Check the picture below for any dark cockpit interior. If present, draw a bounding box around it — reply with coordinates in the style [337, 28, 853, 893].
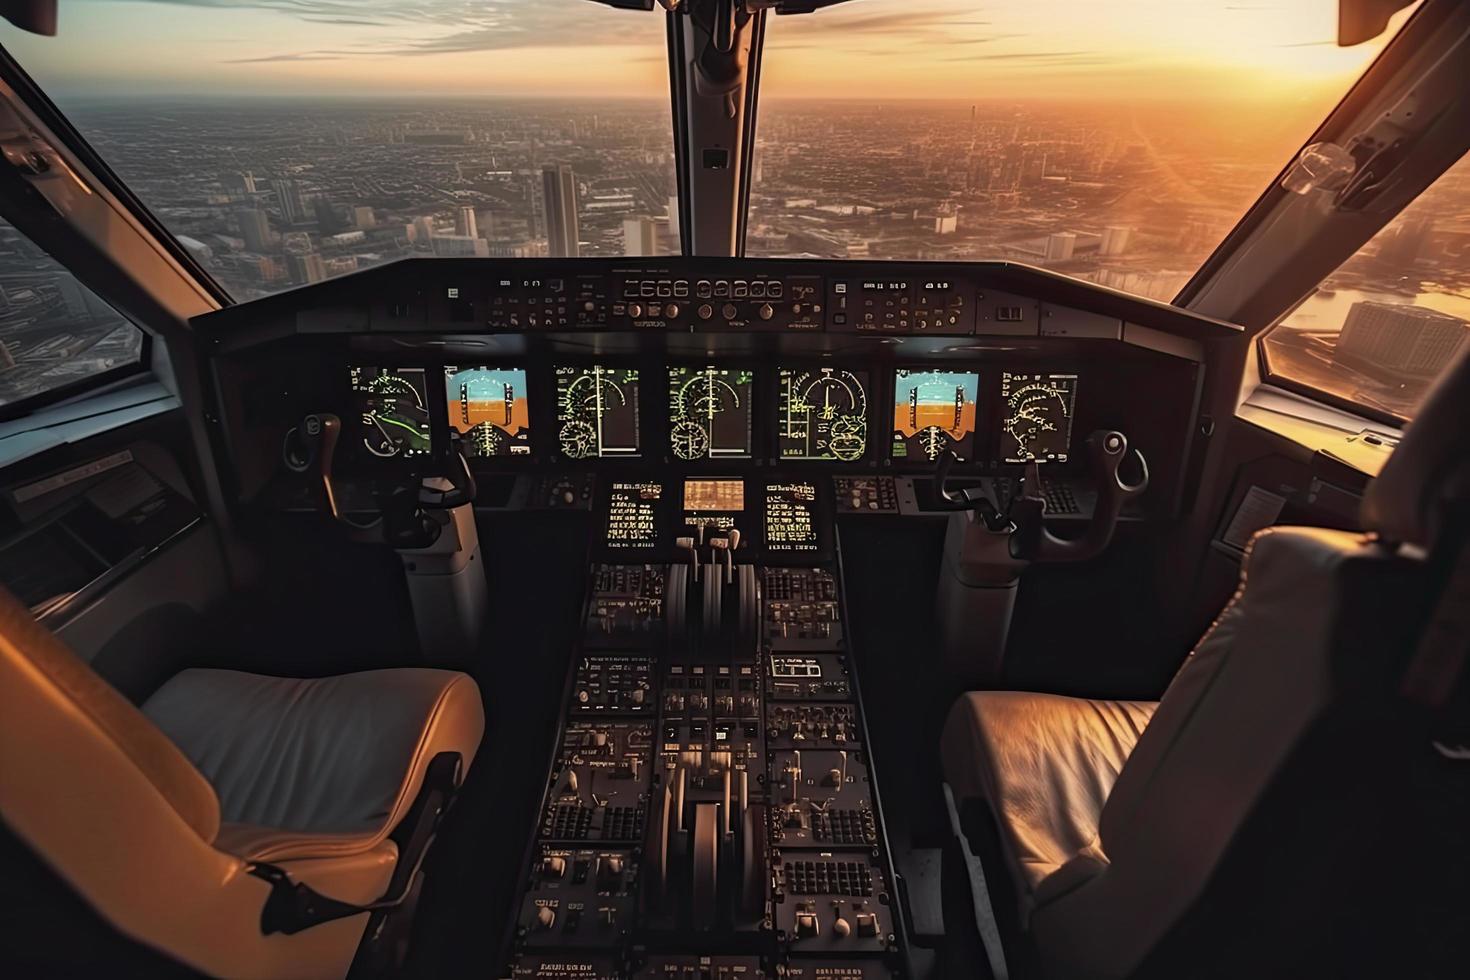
[1, 2, 1468, 979]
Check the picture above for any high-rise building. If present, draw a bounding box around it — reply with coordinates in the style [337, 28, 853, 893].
[455, 206, 478, 239]
[1100, 225, 1131, 257]
[431, 235, 490, 258]
[1336, 300, 1468, 377]
[287, 252, 327, 285]
[1045, 232, 1077, 263]
[542, 164, 580, 258]
[934, 213, 958, 235]
[271, 178, 307, 225]
[352, 206, 377, 230]
[1376, 215, 1432, 267]
[623, 217, 658, 256]
[412, 216, 437, 243]
[235, 209, 272, 252]
[226, 171, 258, 196]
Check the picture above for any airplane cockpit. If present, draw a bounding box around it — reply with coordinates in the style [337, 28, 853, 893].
[0, 2, 1467, 978]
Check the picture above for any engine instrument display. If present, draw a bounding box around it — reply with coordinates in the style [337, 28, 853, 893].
[348, 366, 432, 461]
[765, 481, 819, 553]
[891, 369, 979, 462]
[444, 366, 530, 457]
[777, 367, 869, 462]
[556, 366, 641, 459]
[1000, 372, 1079, 463]
[683, 479, 745, 513]
[606, 481, 664, 549]
[667, 367, 754, 460]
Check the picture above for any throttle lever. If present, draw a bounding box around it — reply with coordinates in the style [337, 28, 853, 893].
[1033, 430, 1148, 563]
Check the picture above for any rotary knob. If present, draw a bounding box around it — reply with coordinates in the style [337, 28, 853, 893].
[665, 303, 681, 318]
[628, 303, 643, 318]
[721, 303, 738, 320]
[698, 304, 714, 320]
[758, 303, 774, 321]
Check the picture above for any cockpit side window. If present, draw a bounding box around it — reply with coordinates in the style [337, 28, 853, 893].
[1260, 149, 1469, 422]
[0, 218, 147, 415]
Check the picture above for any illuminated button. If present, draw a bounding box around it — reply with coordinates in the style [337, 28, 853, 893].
[674, 280, 689, 297]
[639, 282, 655, 298]
[769, 281, 784, 299]
[696, 280, 712, 298]
[750, 281, 767, 298]
[732, 280, 749, 298]
[714, 281, 730, 297]
[656, 280, 672, 298]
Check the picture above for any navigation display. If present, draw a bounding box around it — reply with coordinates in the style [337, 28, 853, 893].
[1000, 372, 1079, 463]
[556, 366, 641, 459]
[349, 366, 432, 461]
[777, 367, 869, 461]
[444, 366, 530, 457]
[891, 369, 979, 462]
[606, 481, 664, 550]
[668, 366, 754, 460]
[765, 481, 820, 553]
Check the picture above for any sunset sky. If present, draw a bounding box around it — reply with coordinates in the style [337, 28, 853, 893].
[2, 0, 1410, 102]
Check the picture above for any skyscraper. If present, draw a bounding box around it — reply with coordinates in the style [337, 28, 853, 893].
[271, 178, 307, 225]
[1336, 300, 1468, 377]
[455, 206, 478, 239]
[287, 252, 327, 285]
[623, 217, 658, 256]
[235, 209, 272, 252]
[542, 165, 580, 258]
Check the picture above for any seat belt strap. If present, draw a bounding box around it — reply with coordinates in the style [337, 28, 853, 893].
[943, 782, 1010, 980]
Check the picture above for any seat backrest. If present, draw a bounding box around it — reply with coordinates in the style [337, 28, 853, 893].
[0, 586, 380, 978]
[1029, 347, 1470, 979]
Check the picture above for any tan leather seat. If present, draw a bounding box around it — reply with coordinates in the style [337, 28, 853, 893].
[0, 587, 484, 979]
[942, 347, 1470, 978]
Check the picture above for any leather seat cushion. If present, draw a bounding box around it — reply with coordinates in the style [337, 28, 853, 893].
[143, 667, 483, 862]
[942, 691, 1156, 895]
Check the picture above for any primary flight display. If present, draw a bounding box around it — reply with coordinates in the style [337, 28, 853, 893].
[444, 366, 531, 457]
[890, 369, 979, 462]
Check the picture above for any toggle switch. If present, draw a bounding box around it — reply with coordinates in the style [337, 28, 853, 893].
[542, 855, 566, 879]
[795, 911, 820, 938]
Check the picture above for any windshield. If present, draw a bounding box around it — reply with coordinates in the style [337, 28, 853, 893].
[1, 3, 680, 301]
[749, 0, 1407, 301]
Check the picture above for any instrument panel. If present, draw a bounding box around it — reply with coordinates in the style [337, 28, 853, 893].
[337, 361, 1101, 472]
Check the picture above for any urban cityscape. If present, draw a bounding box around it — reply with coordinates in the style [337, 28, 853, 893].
[0, 94, 1465, 417]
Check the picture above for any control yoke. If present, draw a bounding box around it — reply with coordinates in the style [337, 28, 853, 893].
[934, 428, 1148, 566]
[283, 415, 478, 547]
[1028, 430, 1148, 563]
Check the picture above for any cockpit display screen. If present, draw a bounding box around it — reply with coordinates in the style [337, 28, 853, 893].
[668, 367, 754, 460]
[349, 366, 432, 461]
[1000, 372, 1078, 463]
[765, 481, 820, 553]
[683, 479, 745, 513]
[606, 481, 664, 550]
[444, 366, 530, 457]
[891, 369, 979, 462]
[556, 366, 641, 459]
[777, 367, 869, 461]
